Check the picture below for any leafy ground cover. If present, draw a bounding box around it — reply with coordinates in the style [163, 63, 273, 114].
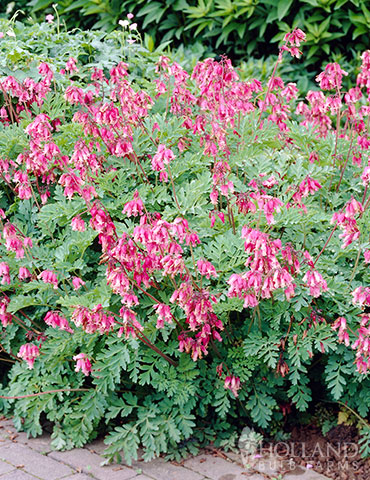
[0, 17, 369, 464]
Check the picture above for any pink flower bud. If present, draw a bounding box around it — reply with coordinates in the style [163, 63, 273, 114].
[73, 353, 91, 376]
[18, 343, 40, 369]
[72, 276, 85, 291]
[71, 216, 85, 232]
[19, 267, 31, 280]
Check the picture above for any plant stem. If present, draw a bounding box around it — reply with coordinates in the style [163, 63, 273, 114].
[167, 164, 181, 211]
[227, 198, 236, 234]
[333, 95, 341, 158]
[135, 332, 178, 367]
[18, 309, 41, 330]
[362, 186, 368, 205]
[349, 246, 362, 283]
[314, 224, 338, 266]
[0, 342, 19, 362]
[0, 357, 16, 364]
[256, 51, 283, 130]
[323, 399, 370, 428]
[0, 388, 91, 400]
[336, 129, 353, 192]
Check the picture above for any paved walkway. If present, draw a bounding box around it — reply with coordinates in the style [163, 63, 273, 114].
[0, 417, 330, 480]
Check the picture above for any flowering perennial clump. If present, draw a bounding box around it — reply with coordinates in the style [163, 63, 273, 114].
[1, 22, 370, 461]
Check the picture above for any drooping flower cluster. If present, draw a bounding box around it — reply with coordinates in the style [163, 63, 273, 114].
[23, 113, 64, 179]
[352, 286, 370, 307]
[297, 51, 370, 139]
[362, 165, 370, 186]
[333, 315, 370, 374]
[224, 375, 241, 397]
[0, 297, 12, 327]
[2, 222, 32, 259]
[73, 353, 92, 376]
[197, 259, 218, 279]
[172, 283, 223, 361]
[356, 51, 370, 93]
[235, 179, 283, 224]
[155, 56, 195, 116]
[331, 197, 363, 249]
[301, 251, 328, 298]
[44, 311, 73, 333]
[316, 63, 348, 91]
[152, 303, 172, 329]
[17, 343, 40, 369]
[302, 269, 328, 298]
[331, 316, 349, 346]
[71, 304, 115, 334]
[227, 228, 297, 307]
[290, 176, 322, 213]
[150, 144, 175, 182]
[351, 315, 370, 374]
[296, 91, 332, 137]
[1, 65, 53, 125]
[282, 28, 306, 58]
[38, 270, 58, 289]
[122, 190, 144, 217]
[72, 277, 85, 290]
[71, 216, 86, 232]
[89, 202, 116, 252]
[66, 61, 153, 169]
[259, 76, 299, 132]
[118, 305, 143, 339]
[0, 262, 10, 285]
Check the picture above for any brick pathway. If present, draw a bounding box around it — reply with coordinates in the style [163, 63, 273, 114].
[0, 418, 330, 480]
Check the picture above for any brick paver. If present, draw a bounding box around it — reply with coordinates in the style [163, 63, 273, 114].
[131, 457, 205, 480]
[59, 475, 94, 480]
[0, 471, 38, 479]
[0, 443, 73, 479]
[0, 459, 15, 475]
[183, 455, 249, 480]
[284, 467, 332, 479]
[0, 426, 13, 443]
[133, 476, 160, 480]
[16, 432, 52, 454]
[241, 475, 270, 479]
[49, 448, 137, 480]
[84, 439, 106, 455]
[0, 418, 334, 480]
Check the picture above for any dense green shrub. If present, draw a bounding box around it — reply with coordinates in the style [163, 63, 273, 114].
[0, 19, 370, 462]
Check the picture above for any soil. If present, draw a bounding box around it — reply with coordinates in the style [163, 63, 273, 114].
[272, 424, 370, 480]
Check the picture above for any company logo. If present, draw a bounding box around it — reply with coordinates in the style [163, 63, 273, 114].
[238, 427, 361, 475]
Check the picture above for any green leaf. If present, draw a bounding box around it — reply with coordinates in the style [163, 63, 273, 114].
[246, 389, 276, 429]
[325, 357, 351, 400]
[93, 337, 131, 394]
[277, 0, 293, 21]
[103, 424, 140, 466]
[8, 295, 41, 313]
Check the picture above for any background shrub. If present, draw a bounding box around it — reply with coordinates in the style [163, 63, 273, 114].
[5, 1, 370, 69]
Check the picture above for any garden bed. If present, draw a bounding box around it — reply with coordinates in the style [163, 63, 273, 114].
[273, 424, 370, 480]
